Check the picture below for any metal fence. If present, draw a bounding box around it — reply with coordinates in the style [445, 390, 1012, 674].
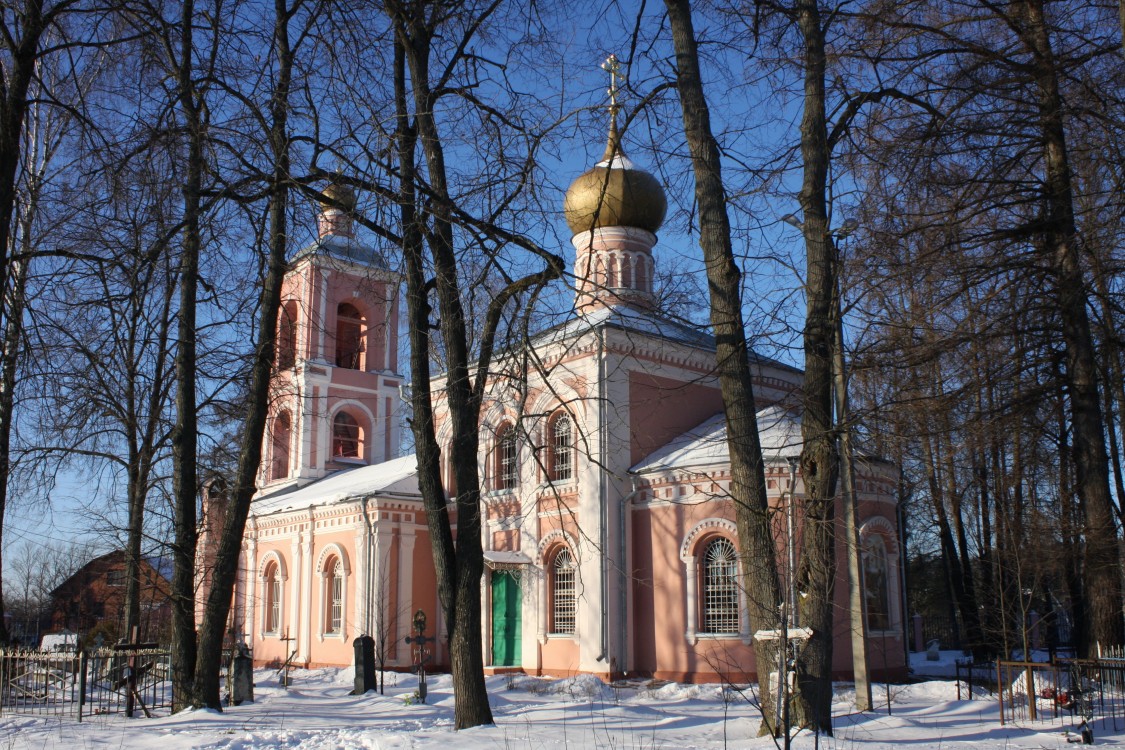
[996, 659, 1125, 738]
[954, 660, 996, 700]
[0, 647, 172, 721]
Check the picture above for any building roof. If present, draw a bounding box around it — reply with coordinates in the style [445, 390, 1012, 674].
[251, 454, 420, 517]
[631, 404, 804, 474]
[289, 234, 390, 270]
[534, 304, 714, 350]
[630, 403, 889, 475]
[531, 304, 800, 374]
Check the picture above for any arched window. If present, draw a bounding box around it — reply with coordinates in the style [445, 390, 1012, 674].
[496, 424, 517, 490]
[324, 556, 344, 634]
[701, 538, 739, 634]
[549, 413, 573, 482]
[270, 411, 291, 481]
[264, 561, 282, 635]
[332, 411, 362, 460]
[863, 535, 891, 631]
[335, 303, 365, 370]
[550, 547, 577, 635]
[635, 256, 648, 293]
[277, 301, 298, 369]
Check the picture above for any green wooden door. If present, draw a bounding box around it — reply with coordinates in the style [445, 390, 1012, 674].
[491, 570, 522, 666]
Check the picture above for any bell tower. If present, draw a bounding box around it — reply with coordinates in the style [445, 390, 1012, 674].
[262, 181, 403, 488]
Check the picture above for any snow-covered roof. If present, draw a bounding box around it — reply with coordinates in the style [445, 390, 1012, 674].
[630, 404, 804, 474]
[484, 550, 533, 566]
[251, 454, 420, 516]
[40, 632, 77, 652]
[290, 233, 390, 271]
[535, 304, 716, 350]
[530, 305, 799, 374]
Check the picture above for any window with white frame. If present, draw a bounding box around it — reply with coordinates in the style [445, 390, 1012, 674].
[701, 538, 739, 634]
[332, 411, 362, 459]
[496, 424, 517, 490]
[550, 413, 572, 482]
[551, 547, 577, 634]
[325, 556, 343, 634]
[264, 561, 281, 635]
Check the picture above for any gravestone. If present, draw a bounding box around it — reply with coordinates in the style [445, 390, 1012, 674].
[353, 635, 376, 695]
[230, 644, 254, 705]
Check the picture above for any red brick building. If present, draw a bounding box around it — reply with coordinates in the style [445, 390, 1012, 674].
[48, 550, 172, 646]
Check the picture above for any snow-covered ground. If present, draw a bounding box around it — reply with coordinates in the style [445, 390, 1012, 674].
[1, 654, 1122, 749]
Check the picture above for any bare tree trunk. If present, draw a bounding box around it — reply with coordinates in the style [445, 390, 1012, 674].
[387, 9, 494, 726]
[0, 254, 29, 643]
[1017, 0, 1123, 651]
[170, 0, 204, 709]
[792, 0, 837, 732]
[663, 0, 784, 734]
[0, 0, 61, 645]
[192, 0, 300, 709]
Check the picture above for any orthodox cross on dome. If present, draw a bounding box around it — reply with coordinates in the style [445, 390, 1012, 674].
[601, 53, 623, 115]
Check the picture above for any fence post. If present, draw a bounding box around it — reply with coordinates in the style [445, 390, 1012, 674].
[913, 613, 924, 653]
[998, 662, 1006, 725]
[78, 651, 87, 723]
[1025, 665, 1036, 721]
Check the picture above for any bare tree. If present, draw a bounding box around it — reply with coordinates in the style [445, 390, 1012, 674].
[0, 0, 86, 644]
[663, 0, 785, 734]
[383, 0, 564, 727]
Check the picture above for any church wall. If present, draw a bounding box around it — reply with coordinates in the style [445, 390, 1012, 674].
[632, 492, 757, 682]
[280, 264, 315, 364]
[627, 372, 724, 466]
[538, 634, 581, 676]
[406, 523, 446, 670]
[305, 525, 359, 667]
[250, 531, 297, 667]
[628, 460, 907, 682]
[244, 499, 443, 672]
[323, 273, 383, 370]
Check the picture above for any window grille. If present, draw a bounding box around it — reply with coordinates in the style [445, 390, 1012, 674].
[552, 548, 577, 634]
[266, 564, 281, 634]
[498, 427, 517, 490]
[702, 538, 739, 634]
[551, 414, 572, 482]
[328, 559, 343, 634]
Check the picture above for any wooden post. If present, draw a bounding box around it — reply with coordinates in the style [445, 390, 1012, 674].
[998, 662, 1006, 725]
[77, 651, 87, 723]
[125, 626, 138, 718]
[112, 625, 157, 718]
[279, 629, 296, 688]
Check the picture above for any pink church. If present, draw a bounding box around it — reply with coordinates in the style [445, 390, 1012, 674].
[197, 123, 907, 684]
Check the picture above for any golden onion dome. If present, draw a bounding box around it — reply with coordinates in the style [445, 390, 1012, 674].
[319, 181, 357, 212]
[563, 122, 666, 235]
